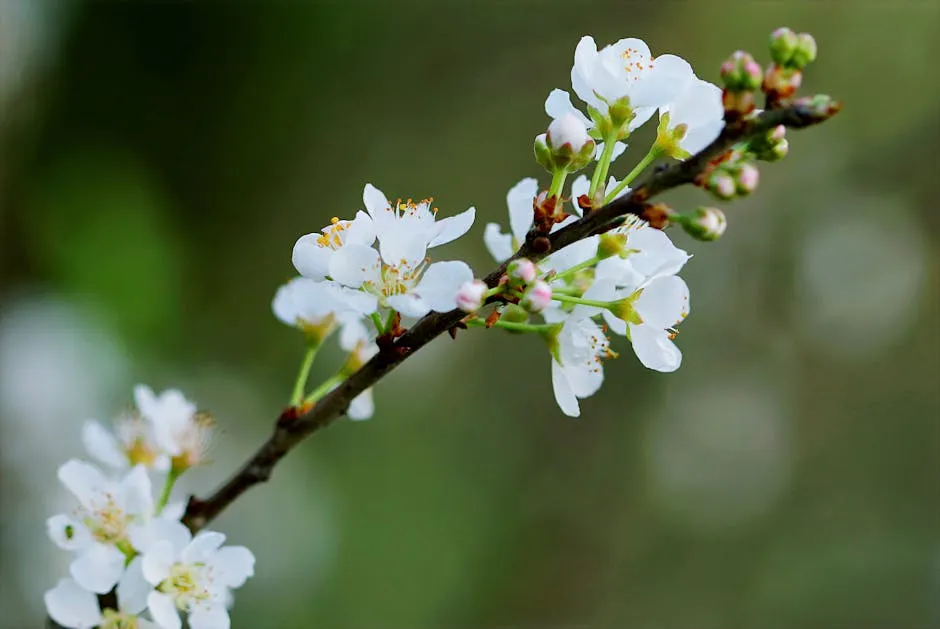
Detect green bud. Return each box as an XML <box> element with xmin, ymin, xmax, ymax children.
<box><xmin>681</xmin><ymin>207</ymin><xmax>727</xmax><ymax>241</ymax></box>
<box><xmin>720</xmin><ymin>50</ymin><xmax>763</xmax><ymax>92</ymax></box>
<box><xmin>534</xmin><ymin>134</ymin><xmax>552</xmax><ymax>172</ymax></box>
<box><xmin>790</xmin><ymin>33</ymin><xmax>817</xmax><ymax>69</ymax></box>
<box><xmin>769</xmin><ymin>27</ymin><xmax>799</xmax><ymax>66</ymax></box>
<box><xmin>500</xmin><ymin>304</ymin><xmax>530</xmax><ymax>324</ymax></box>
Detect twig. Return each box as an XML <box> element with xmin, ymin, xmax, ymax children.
<box><xmin>180</xmin><ymin>102</ymin><xmax>837</xmax><ymax>532</ymax></box>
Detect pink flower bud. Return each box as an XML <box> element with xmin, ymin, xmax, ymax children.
<box><xmin>708</xmin><ymin>172</ymin><xmax>736</xmax><ymax>200</ymax></box>
<box><xmin>736</xmin><ymin>163</ymin><xmax>760</xmax><ymax>194</ymax></box>
<box><xmin>769</xmin><ymin>125</ymin><xmax>786</xmax><ymax>142</ymax></box>
<box><xmin>521</xmin><ymin>280</ymin><xmax>552</xmax><ymax>313</ymax></box>
<box><xmin>456</xmin><ymin>280</ymin><xmax>487</xmax><ymax>313</ymax></box>
<box><xmin>507</xmin><ymin>258</ymin><xmax>538</xmax><ymax>284</ymax></box>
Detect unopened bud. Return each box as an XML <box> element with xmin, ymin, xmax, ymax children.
<box><xmin>534</xmin><ymin>133</ymin><xmax>552</xmax><ymax>171</ymax></box>
<box><xmin>795</xmin><ymin>93</ymin><xmax>842</xmax><ymax>120</ymax></box>
<box><xmin>520</xmin><ymin>280</ymin><xmax>552</xmax><ymax>313</ymax></box>
<box><xmin>706</xmin><ymin>171</ymin><xmax>736</xmax><ymax>200</ymax></box>
<box><xmin>456</xmin><ymin>279</ymin><xmax>487</xmax><ymax>313</ymax></box>
<box><xmin>548</xmin><ymin>114</ymin><xmax>591</xmax><ymax>152</ymax></box>
<box><xmin>720</xmin><ymin>51</ymin><xmax>763</xmax><ymax>92</ymax></box>
<box><xmin>763</xmin><ymin>138</ymin><xmax>789</xmax><ymax>161</ymax></box>
<box><xmin>722</xmin><ymin>89</ymin><xmax>756</xmax><ymax>119</ymax></box>
<box><xmin>598</xmin><ymin>232</ymin><xmax>628</xmax><ymax>259</ymax></box>
<box><xmin>769</xmin><ymin>125</ymin><xmax>786</xmax><ymax>142</ymax></box>
<box><xmin>682</xmin><ymin>207</ymin><xmax>727</xmax><ymax>241</ymax></box>
<box><xmin>736</xmin><ymin>163</ymin><xmax>760</xmax><ymax>195</ymax></box>
<box><xmin>507</xmin><ymin>258</ymin><xmax>538</xmax><ymax>284</ymax></box>
<box><xmin>790</xmin><ymin>33</ymin><xmax>817</xmax><ymax>69</ymax></box>
<box><xmin>769</xmin><ymin>27</ymin><xmax>799</xmax><ymax>66</ymax></box>
<box><xmin>762</xmin><ymin>64</ymin><xmax>802</xmax><ymax>102</ymax></box>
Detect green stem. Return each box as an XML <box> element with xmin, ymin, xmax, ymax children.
<box><xmin>464</xmin><ymin>318</ymin><xmax>558</xmax><ymax>334</ymax></box>
<box><xmin>290</xmin><ymin>344</ymin><xmax>319</xmax><ymax>406</ymax></box>
<box><xmin>304</xmin><ymin>373</ymin><xmax>346</xmax><ymax>404</ymax></box>
<box><xmin>155</xmin><ymin>468</ymin><xmax>180</xmax><ymax>516</ymax></box>
<box><xmin>605</xmin><ymin>146</ymin><xmax>662</xmax><ymax>203</ymax></box>
<box><xmin>548</xmin><ymin>169</ymin><xmax>568</xmax><ymax>199</ymax></box>
<box><xmin>550</xmin><ymin>254</ymin><xmax>602</xmax><ymax>284</ymax></box>
<box><xmin>484</xmin><ymin>286</ymin><xmax>503</xmax><ymax>299</ymax></box>
<box><xmin>370</xmin><ymin>312</ymin><xmax>385</xmax><ymax>335</ymax></box>
<box><xmin>550</xmin><ymin>293</ymin><xmax>612</xmax><ymax>309</ymax></box>
<box><xmin>588</xmin><ymin>138</ymin><xmax>617</xmax><ymax>199</ymax></box>
<box><xmin>383</xmin><ymin>308</ymin><xmax>397</xmax><ymax>333</ymax></box>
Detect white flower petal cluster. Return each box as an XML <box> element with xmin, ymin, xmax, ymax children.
<box><xmin>484</xmin><ymin>177</ymin><xmax>692</xmax><ymax>417</ymax></box>
<box><xmin>46</xmin><ymin>388</ymin><xmax>254</xmax><ymax>629</ymax></box>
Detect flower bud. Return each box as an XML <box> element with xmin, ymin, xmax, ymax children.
<box><xmin>795</xmin><ymin>94</ymin><xmax>843</xmax><ymax>120</ymax></box>
<box><xmin>720</xmin><ymin>51</ymin><xmax>763</xmax><ymax>92</ymax></box>
<box><xmin>762</xmin><ymin>64</ymin><xmax>802</xmax><ymax>102</ymax></box>
<box><xmin>456</xmin><ymin>279</ymin><xmax>487</xmax><ymax>313</ymax></box>
<box><xmin>507</xmin><ymin>258</ymin><xmax>538</xmax><ymax>284</ymax></box>
<box><xmin>762</xmin><ymin>138</ymin><xmax>789</xmax><ymax>162</ymax></box>
<box><xmin>790</xmin><ymin>33</ymin><xmax>817</xmax><ymax>69</ymax></box>
<box><xmin>548</xmin><ymin>114</ymin><xmax>591</xmax><ymax>153</ymax></box>
<box><xmin>598</xmin><ymin>232</ymin><xmax>628</xmax><ymax>259</ymax></box>
<box><xmin>706</xmin><ymin>171</ymin><xmax>736</xmax><ymax>200</ymax></box>
<box><xmin>769</xmin><ymin>27</ymin><xmax>799</xmax><ymax>66</ymax></box>
<box><xmin>769</xmin><ymin>125</ymin><xmax>786</xmax><ymax>143</ymax></box>
<box><xmin>681</xmin><ymin>207</ymin><xmax>727</xmax><ymax>241</ymax></box>
<box><xmin>520</xmin><ymin>280</ymin><xmax>552</xmax><ymax>313</ymax></box>
<box><xmin>722</xmin><ymin>89</ymin><xmax>756</xmax><ymax>119</ymax></box>
<box><xmin>534</xmin><ymin>133</ymin><xmax>552</xmax><ymax>171</ymax></box>
<box><xmin>736</xmin><ymin>163</ymin><xmax>760</xmax><ymax>195</ymax></box>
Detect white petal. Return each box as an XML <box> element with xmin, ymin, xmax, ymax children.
<box><xmin>182</xmin><ymin>531</ymin><xmax>227</xmax><ymax>565</ymax></box>
<box><xmin>117</xmin><ymin>557</ymin><xmax>151</xmax><ymax>615</ymax></box>
<box><xmin>414</xmin><ymin>261</ymin><xmax>474</xmax><ymax>312</ymax></box>
<box><xmin>348</xmin><ymin>389</ymin><xmax>375</xmax><ymax>420</ymax></box>
<box><xmin>58</xmin><ymin>459</ymin><xmax>108</xmax><ymax>510</ymax></box>
<box><xmin>602</xmin><ymin>309</ymin><xmax>628</xmax><ymax>336</ymax></box>
<box><xmin>429</xmin><ymin>207</ymin><xmax>475</xmax><ymax>248</ymax></box>
<box><xmin>630</xmin><ymin>324</ymin><xmax>682</xmax><ymax>372</ymax></box>
<box><xmin>544</xmin><ymin>88</ymin><xmax>592</xmax><ymax>128</ymax></box>
<box><xmin>506</xmin><ymin>178</ymin><xmax>538</xmax><ymax>245</ymax></box>
<box><xmin>328</xmin><ymin>243</ymin><xmax>381</xmax><ymax>289</ymax></box>
<box><xmin>595</xmin><ymin>256</ymin><xmax>640</xmax><ymax>287</ymax></box>
<box><xmin>635</xmin><ymin>275</ymin><xmax>690</xmax><ymax>328</ymax></box>
<box><xmin>605</xmin><ymin>176</ymin><xmax>630</xmax><ymax>200</ymax></box>
<box><xmin>570</xmin><ymin>277</ymin><xmax>617</xmax><ymax>319</ymax></box>
<box><xmin>47</xmin><ymin>514</ymin><xmax>92</xmax><ymax>551</ymax></box>
<box><xmin>206</xmin><ymin>546</ymin><xmax>255</xmax><ymax>588</ymax></box>
<box><xmin>188</xmin><ymin>605</ymin><xmax>230</xmax><ymax>629</ymax></box>
<box><xmin>160</xmin><ymin>500</ymin><xmax>186</xmax><ymax>522</ymax></box>
<box><xmin>119</xmin><ymin>464</ymin><xmax>153</xmax><ymax>518</ymax></box>
<box><xmin>551</xmin><ymin>359</ymin><xmax>581</xmax><ymax>418</ymax></box>
<box><xmin>346</xmin><ymin>210</ymin><xmax>376</xmax><ymax>246</ymax></box>
<box><xmin>386</xmin><ymin>293</ymin><xmax>429</xmax><ymax>318</ymax></box>
<box><xmin>338</xmin><ymin>317</ymin><xmax>371</xmax><ymax>352</ymax></box>
<box><xmin>82</xmin><ymin>421</ymin><xmax>127</xmax><ymax>469</ymax></box>
<box><xmin>290</xmin><ymin>233</ymin><xmax>331</xmax><ymax>281</ymax></box>
<box><xmin>45</xmin><ymin>579</ymin><xmax>103</xmax><ymax>629</ymax></box>
<box><xmin>626</xmin><ymin>225</ymin><xmax>689</xmax><ymax>278</ymax></box>
<box><xmin>630</xmin><ymin>53</ymin><xmax>694</xmax><ymax>108</ymax></box>
<box><xmin>148</xmin><ymin>592</ymin><xmax>182</xmax><ymax>629</ymax></box>
<box><xmin>570</xmin><ymin>174</ymin><xmax>590</xmax><ymax>203</ymax></box>
<box><xmin>377</xmin><ymin>221</ymin><xmax>431</xmax><ymax>268</ymax></box>
<box><xmin>363</xmin><ymin>183</ymin><xmax>395</xmax><ymax>235</ymax></box>
<box><xmin>129</xmin><ymin>518</ymin><xmax>191</xmax><ymax>556</ymax></box>
<box><xmin>142</xmin><ymin>540</ymin><xmax>177</xmax><ymax>585</ymax></box>
<box><xmin>70</xmin><ymin>543</ymin><xmax>126</xmax><ymax>594</ymax></box>
<box><xmin>571</xmin><ymin>36</ymin><xmax>600</xmax><ymax>106</ymax></box>
<box><xmin>483</xmin><ymin>223</ymin><xmax>513</xmax><ymax>262</ymax></box>
<box><xmin>596</xmin><ymin>141</ymin><xmax>627</xmax><ymax>164</ymax></box>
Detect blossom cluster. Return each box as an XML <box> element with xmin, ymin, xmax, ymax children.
<box><xmin>276</xmin><ymin>35</ymin><xmax>724</xmax><ymax>417</ymax></box>
<box><xmin>45</xmin><ymin>386</ymin><xmax>255</xmax><ymax>629</ymax></box>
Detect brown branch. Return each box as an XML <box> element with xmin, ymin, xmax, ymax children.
<box><xmin>180</xmin><ymin>101</ymin><xmax>837</xmax><ymax>532</ymax></box>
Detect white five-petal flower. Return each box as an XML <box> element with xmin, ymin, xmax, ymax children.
<box><xmin>658</xmin><ymin>76</ymin><xmax>724</xmax><ymax>157</ymax></box>
<box><xmin>134</xmin><ymin>386</ymin><xmax>212</xmax><ymax>471</ymax></box>
<box><xmin>550</xmin><ymin>315</ymin><xmax>613</xmax><ymax>418</ymax></box>
<box><xmin>45</xmin><ymin>558</ymin><xmax>155</xmax><ymax>629</ymax></box>
<box><xmin>139</xmin><ymin>521</ymin><xmax>255</xmax><ymax>629</ymax></box>
<box><xmin>48</xmin><ymin>461</ymin><xmax>154</xmax><ymax>594</ymax></box>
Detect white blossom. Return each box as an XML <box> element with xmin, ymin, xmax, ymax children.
<box><xmin>139</xmin><ymin>522</ymin><xmax>255</xmax><ymax>629</ymax></box>
<box><xmin>658</xmin><ymin>77</ymin><xmax>724</xmax><ymax>157</ymax></box>
<box><xmin>134</xmin><ymin>385</ymin><xmax>212</xmax><ymax>471</ymax></box>
<box><xmin>550</xmin><ymin>315</ymin><xmax>612</xmax><ymax>418</ymax></box>
<box><xmin>48</xmin><ymin>461</ymin><xmax>153</xmax><ymax>593</ymax></box>
<box><xmin>82</xmin><ymin>413</ymin><xmax>170</xmax><ymax>472</ymax></box>
<box><xmin>45</xmin><ymin>558</ymin><xmax>155</xmax><ymax>629</ymax></box>
<box><xmin>292</xmin><ymin>211</ymin><xmax>376</xmax><ymax>281</ymax></box>
<box><xmin>272</xmin><ymin>276</ymin><xmax>376</xmax><ymax>345</ymax></box>
<box><xmin>546</xmin><ymin>36</ymin><xmax>694</xmax><ymax>134</ymax></box>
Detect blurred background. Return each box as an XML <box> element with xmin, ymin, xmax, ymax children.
<box><xmin>1</xmin><ymin>1</ymin><xmax>938</xmax><ymax>628</ymax></box>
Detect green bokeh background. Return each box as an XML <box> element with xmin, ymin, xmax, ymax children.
<box><xmin>1</xmin><ymin>2</ymin><xmax>938</xmax><ymax>628</ymax></box>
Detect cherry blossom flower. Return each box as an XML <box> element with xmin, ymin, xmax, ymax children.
<box><xmin>657</xmin><ymin>77</ymin><xmax>724</xmax><ymax>158</ymax></box>
<box><xmin>134</xmin><ymin>386</ymin><xmax>212</xmax><ymax>472</ymax></box>
<box><xmin>546</xmin><ymin>36</ymin><xmax>694</xmax><ymax>134</ymax></box>
<box><xmin>272</xmin><ymin>277</ymin><xmax>375</xmax><ymax>344</ymax></box>
<box><xmin>48</xmin><ymin>461</ymin><xmax>153</xmax><ymax>593</ymax></box>
<box><xmin>82</xmin><ymin>413</ymin><xmax>170</xmax><ymax>472</ymax></box>
<box><xmin>45</xmin><ymin>559</ymin><xmax>155</xmax><ymax>629</ymax></box>
<box><xmin>550</xmin><ymin>315</ymin><xmax>613</xmax><ymax>418</ymax></box>
<box><xmin>139</xmin><ymin>523</ymin><xmax>254</xmax><ymax>629</ymax></box>
<box><xmin>292</xmin><ymin>211</ymin><xmax>376</xmax><ymax>281</ymax></box>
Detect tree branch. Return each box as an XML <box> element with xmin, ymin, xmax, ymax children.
<box><xmin>180</xmin><ymin>101</ymin><xmax>837</xmax><ymax>532</ymax></box>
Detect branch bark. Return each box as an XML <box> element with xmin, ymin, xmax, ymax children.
<box><xmin>180</xmin><ymin>102</ymin><xmax>836</xmax><ymax>532</ymax></box>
